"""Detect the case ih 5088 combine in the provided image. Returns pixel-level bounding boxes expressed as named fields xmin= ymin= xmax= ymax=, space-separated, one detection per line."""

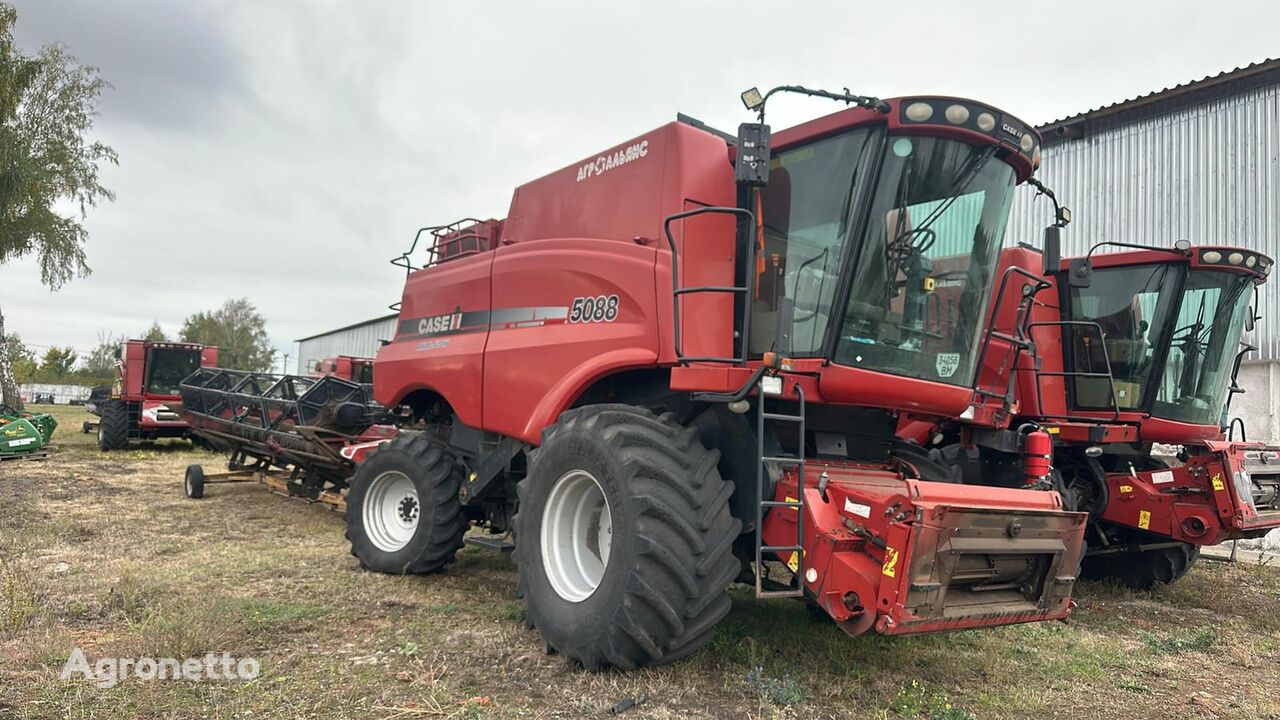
xmin=92 ymin=339 xmax=218 ymax=450
xmin=899 ymin=240 xmax=1279 ymax=588
xmin=184 ymin=87 xmax=1094 ymax=669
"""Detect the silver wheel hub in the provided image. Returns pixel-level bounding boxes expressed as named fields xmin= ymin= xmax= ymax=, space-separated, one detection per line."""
xmin=363 ymin=470 xmax=420 ymax=553
xmin=540 ymin=469 xmax=613 ymax=602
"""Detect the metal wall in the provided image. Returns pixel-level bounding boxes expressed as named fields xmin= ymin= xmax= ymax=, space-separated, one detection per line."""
xmin=1007 ymin=81 xmax=1280 ymax=357
xmin=295 ymin=315 xmax=399 ymax=374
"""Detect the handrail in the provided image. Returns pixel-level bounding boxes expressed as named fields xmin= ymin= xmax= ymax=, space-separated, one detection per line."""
xmin=663 ymin=206 xmax=757 ymax=365
xmin=968 ymin=265 xmax=1052 ymax=414
xmin=1027 ymin=320 xmax=1124 ymax=422
xmin=390 ymin=218 xmax=486 ymax=277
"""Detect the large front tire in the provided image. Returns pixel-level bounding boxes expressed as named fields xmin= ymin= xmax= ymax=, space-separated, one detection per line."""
xmin=345 ymin=434 xmax=467 ymax=574
xmin=97 ymin=401 xmax=129 ymax=451
xmin=514 ymin=405 xmax=741 ymax=670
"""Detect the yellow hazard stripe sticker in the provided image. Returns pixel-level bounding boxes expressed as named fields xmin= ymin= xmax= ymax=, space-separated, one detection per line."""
xmin=882 ymin=547 xmax=900 ymax=578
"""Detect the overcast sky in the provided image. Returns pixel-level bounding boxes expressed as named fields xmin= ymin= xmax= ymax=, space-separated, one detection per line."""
xmin=2 ymin=0 xmax=1277 ymax=370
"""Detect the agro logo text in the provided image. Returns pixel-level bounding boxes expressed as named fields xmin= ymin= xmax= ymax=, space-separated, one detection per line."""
xmin=576 ymin=140 xmax=648 ymax=182
xmin=417 ymin=311 xmax=462 ymax=337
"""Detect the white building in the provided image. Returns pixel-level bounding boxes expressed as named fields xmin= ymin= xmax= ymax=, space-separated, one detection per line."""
xmin=294 ymin=314 xmax=398 ymax=375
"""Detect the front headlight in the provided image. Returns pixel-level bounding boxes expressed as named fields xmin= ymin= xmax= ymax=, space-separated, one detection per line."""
xmin=1234 ymin=470 xmax=1258 ymax=512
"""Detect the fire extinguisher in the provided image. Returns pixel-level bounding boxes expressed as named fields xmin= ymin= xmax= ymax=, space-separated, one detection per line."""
xmin=1020 ymin=424 xmax=1053 ymax=490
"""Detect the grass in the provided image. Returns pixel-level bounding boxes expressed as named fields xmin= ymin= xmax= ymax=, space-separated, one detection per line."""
xmin=2 ymin=404 xmax=1279 ymax=718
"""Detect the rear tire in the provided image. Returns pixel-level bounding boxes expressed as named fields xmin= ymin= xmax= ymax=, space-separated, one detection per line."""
xmin=1081 ymin=542 xmax=1200 ymax=590
xmin=514 ymin=405 xmax=741 ymax=670
xmin=97 ymin=402 xmax=129 ymax=451
xmin=184 ymin=464 xmax=205 ymax=499
xmin=345 ymin=433 xmax=467 ymax=574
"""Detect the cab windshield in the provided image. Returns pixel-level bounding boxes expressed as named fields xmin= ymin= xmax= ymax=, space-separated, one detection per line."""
xmin=1154 ymin=270 xmax=1253 ymax=424
xmin=833 ymin=136 xmax=1016 ymax=385
xmin=1066 ymin=265 xmax=1253 ymax=425
xmin=146 ymin=349 xmax=202 ymax=395
xmin=751 ymin=132 xmax=1017 ymax=387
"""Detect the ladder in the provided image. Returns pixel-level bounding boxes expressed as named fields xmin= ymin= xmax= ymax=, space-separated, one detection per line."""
xmin=755 ymin=380 xmax=806 ymax=598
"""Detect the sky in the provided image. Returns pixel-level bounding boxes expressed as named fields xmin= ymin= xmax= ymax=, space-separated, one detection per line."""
xmin=2 ymin=0 xmax=1278 ymax=371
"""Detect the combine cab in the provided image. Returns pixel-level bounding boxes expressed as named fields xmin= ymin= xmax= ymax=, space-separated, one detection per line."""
xmin=92 ymin=340 xmax=218 ymax=450
xmin=900 ymin=239 xmax=1279 ymax=588
xmin=0 ymin=404 xmax=56 ymax=460
xmin=309 ymin=356 xmax=374 ymax=383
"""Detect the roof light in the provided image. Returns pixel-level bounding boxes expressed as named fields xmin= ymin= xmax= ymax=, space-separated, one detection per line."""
xmin=1019 ymin=134 xmax=1035 ymax=152
xmin=1202 ymin=250 xmax=1222 ymax=263
xmin=944 ymin=104 xmax=970 ymax=124
xmin=1174 ymin=239 xmax=1192 ymax=252
xmin=741 ymin=87 xmax=764 ymax=111
xmin=1246 ymin=255 xmax=1257 ymax=268
xmin=976 ymin=112 xmax=996 ymax=131
xmin=1228 ymin=252 xmax=1245 ymax=265
xmin=905 ymin=102 xmax=934 ymax=122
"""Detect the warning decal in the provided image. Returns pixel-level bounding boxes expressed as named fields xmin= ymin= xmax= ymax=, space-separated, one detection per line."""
xmin=882 ymin=547 xmax=900 ymax=578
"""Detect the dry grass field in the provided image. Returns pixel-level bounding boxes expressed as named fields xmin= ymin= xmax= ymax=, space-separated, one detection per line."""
xmin=1 ymin=404 xmax=1278 ymax=719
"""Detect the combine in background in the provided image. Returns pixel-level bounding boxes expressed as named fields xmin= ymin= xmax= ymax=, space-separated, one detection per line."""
xmin=899 ymin=234 xmax=1280 ymax=588
xmin=310 ymin=355 xmax=374 ymax=383
xmin=91 ymin=340 xmax=218 ymax=450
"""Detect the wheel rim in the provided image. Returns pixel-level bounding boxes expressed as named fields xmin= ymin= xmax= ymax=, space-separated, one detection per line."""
xmin=97 ymin=423 xmax=104 ymax=445
xmin=362 ymin=470 xmax=420 ymax=553
xmin=540 ymin=469 xmax=612 ymax=602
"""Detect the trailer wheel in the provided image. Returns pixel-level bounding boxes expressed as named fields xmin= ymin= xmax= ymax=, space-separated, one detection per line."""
xmin=97 ymin=402 xmax=129 ymax=451
xmin=184 ymin=465 xmax=205 ymax=499
xmin=345 ymin=434 xmax=467 ymax=574
xmin=514 ymin=405 xmax=741 ymax=670
xmin=1081 ymin=542 xmax=1200 ymax=590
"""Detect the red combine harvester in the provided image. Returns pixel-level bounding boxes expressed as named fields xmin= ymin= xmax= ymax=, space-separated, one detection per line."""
xmin=341 ymin=86 xmax=1089 ymax=669
xmin=900 ymin=238 xmax=1280 ymax=588
xmin=310 ymin=355 xmax=374 ymax=383
xmin=91 ymin=340 xmax=218 ymax=450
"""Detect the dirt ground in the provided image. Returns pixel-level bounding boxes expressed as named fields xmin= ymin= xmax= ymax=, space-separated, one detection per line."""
xmin=1 ymin=405 xmax=1278 ymax=719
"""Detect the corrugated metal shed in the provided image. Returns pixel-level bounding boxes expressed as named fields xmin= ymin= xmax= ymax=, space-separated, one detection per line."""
xmin=1007 ymin=59 xmax=1280 ymax=358
xmin=295 ymin=314 xmax=398 ymax=374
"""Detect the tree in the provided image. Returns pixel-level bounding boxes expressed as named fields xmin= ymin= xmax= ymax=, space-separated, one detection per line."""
xmin=1 ymin=321 xmax=34 ymax=386
xmin=180 ymin=298 xmax=275 ymax=372
xmin=0 ymin=4 xmax=115 ymax=408
xmin=82 ymin=330 xmax=120 ymax=376
xmin=141 ymin=321 xmax=167 ymax=342
xmin=38 ymin=346 xmax=76 ymax=376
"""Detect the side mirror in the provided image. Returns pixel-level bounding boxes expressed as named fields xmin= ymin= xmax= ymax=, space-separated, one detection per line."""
xmin=735 ymin=122 xmax=771 ymax=187
xmin=114 ymin=346 xmax=122 ymax=360
xmin=1068 ymin=257 xmax=1093 ymax=288
xmin=1042 ymin=225 xmax=1062 ymax=276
